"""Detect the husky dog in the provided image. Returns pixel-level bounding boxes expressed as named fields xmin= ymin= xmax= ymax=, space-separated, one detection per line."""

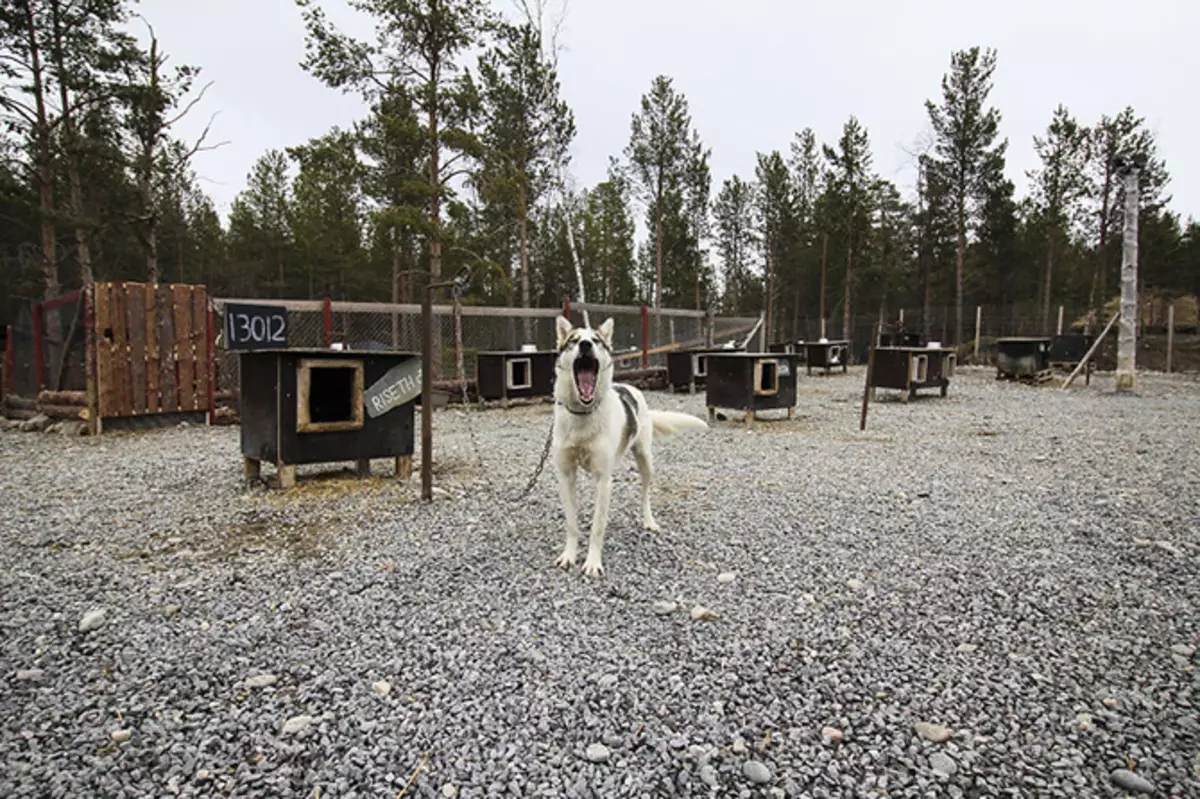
xmin=552 ymin=316 xmax=708 ymax=577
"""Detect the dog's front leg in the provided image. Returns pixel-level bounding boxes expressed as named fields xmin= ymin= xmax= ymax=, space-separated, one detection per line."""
xmin=555 ymin=464 xmax=580 ymax=569
xmin=582 ymin=472 xmax=613 ymax=578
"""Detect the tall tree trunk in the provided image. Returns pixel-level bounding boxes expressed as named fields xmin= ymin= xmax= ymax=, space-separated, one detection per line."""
xmin=519 ymin=179 xmax=532 ymax=342
xmin=842 ymin=236 xmax=853 ymax=342
xmin=955 ymin=195 xmax=966 ymax=346
xmin=1087 ymin=168 xmax=1112 ymax=333
xmin=791 ymin=281 xmax=801 ymax=342
xmin=1041 ymin=234 xmax=1055 ymax=335
xmin=50 ymin=2 xmax=92 ymax=286
xmin=391 ymin=240 xmax=401 ymax=349
xmin=24 ymin=1 xmax=58 ymax=299
xmin=764 ymin=251 xmax=774 ymax=342
xmin=922 ymin=245 xmax=933 ymax=343
xmin=427 ymin=63 xmax=442 ymax=379
xmin=818 ymin=231 xmax=828 ymax=338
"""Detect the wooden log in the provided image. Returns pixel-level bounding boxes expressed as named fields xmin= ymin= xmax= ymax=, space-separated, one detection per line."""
xmin=6 ymin=395 xmax=38 ymax=411
xmin=3 ymin=407 xmax=38 ymax=421
xmin=38 ymin=389 xmax=86 ymax=406
xmin=38 ymin=403 xmax=85 ymax=420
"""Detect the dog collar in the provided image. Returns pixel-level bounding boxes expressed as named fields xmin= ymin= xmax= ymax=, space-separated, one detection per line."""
xmin=556 ymin=398 xmax=598 ymax=415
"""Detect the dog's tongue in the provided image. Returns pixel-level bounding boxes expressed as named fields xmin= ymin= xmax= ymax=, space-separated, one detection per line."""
xmin=577 ymin=368 xmax=596 ymax=402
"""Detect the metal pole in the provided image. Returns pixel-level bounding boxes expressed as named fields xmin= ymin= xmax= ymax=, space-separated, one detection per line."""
xmin=860 ymin=321 xmax=879 ymax=431
xmin=1056 ymin=306 xmax=1064 ymax=336
xmin=1116 ymin=163 xmax=1140 ymax=392
xmin=421 ymin=270 xmax=470 ymax=502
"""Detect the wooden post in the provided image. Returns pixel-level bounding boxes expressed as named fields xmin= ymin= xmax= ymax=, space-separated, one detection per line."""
xmin=84 ymin=287 xmax=99 ymax=435
xmin=898 ymin=309 xmax=904 ymax=325
xmin=206 ymin=301 xmax=217 ymax=425
xmin=322 ymin=296 xmax=333 ymax=348
xmin=3 ymin=324 xmax=13 ymax=398
xmin=1056 ymin=305 xmax=1064 ymax=336
xmin=1062 ymin=311 xmax=1120 ymax=390
xmin=1166 ymin=304 xmax=1175 ymax=373
xmin=640 ymin=305 xmax=649 ymax=369
xmin=32 ymin=302 xmax=45 ymax=392
xmin=395 ymin=455 xmax=412 ymax=480
xmin=860 ymin=321 xmax=879 ymax=432
xmin=1116 ymin=163 xmax=1140 ymax=392
xmin=705 ymin=307 xmax=715 ymax=347
xmin=973 ymin=306 xmax=982 ymax=362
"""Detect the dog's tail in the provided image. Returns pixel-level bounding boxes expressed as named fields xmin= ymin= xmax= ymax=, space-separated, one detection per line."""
xmin=649 ymin=410 xmax=709 ymax=439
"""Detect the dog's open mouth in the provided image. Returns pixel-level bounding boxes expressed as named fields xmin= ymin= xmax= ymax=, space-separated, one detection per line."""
xmin=573 ymin=354 xmax=599 ymax=404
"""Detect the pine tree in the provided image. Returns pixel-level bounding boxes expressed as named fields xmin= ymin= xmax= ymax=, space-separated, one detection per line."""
xmin=823 ymin=116 xmax=874 ymax=342
xmin=712 ymin=175 xmax=758 ymax=315
xmin=625 ymin=75 xmax=708 ymax=314
xmin=228 ymin=151 xmax=291 ymax=297
xmin=299 ymin=0 xmax=491 ymax=374
xmin=477 ymin=21 xmax=573 ymax=333
xmin=925 ymin=47 xmax=1007 ymax=345
xmin=288 ymin=131 xmax=365 ymax=299
xmin=754 ymin=151 xmax=795 ymax=341
xmin=1028 ymin=105 xmax=1090 ymax=333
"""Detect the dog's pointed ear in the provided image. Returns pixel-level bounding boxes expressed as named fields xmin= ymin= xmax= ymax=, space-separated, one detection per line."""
xmin=597 ymin=317 xmax=614 ymax=348
xmin=556 ymin=314 xmax=574 ymax=349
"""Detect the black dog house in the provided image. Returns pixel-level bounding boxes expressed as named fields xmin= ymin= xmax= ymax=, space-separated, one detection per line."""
xmin=704 ymin=352 xmax=800 ymax=426
xmin=238 ymin=348 xmax=417 ymax=488
xmin=476 ymin=350 xmax=557 ymax=405
xmin=995 ymin=337 xmax=1051 ymax=380
xmin=667 ymin=346 xmax=743 ymax=393
xmin=1048 ymin=334 xmax=1096 ymax=384
xmin=879 ymin=331 xmax=923 ymax=348
xmin=805 ymin=339 xmax=850 ymax=375
xmin=768 ymin=341 xmax=808 ymax=362
xmin=870 ymin=346 xmax=956 ymax=401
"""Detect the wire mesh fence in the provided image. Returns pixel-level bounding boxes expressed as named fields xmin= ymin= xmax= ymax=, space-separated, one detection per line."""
xmin=4 ymin=292 xmax=88 ymax=398
xmin=211 ymin=298 xmax=763 ymax=397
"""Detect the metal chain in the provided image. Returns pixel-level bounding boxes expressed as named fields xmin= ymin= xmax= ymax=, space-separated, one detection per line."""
xmin=450 ymin=283 xmax=554 ymax=504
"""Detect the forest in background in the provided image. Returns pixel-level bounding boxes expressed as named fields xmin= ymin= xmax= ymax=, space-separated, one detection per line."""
xmin=2 ymin=0 xmax=1198 ymax=346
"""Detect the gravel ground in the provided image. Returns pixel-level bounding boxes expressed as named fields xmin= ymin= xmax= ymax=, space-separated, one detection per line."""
xmin=1 ymin=366 xmax=1197 ymax=798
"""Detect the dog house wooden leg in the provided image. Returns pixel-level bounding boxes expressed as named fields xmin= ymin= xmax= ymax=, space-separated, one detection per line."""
xmin=745 ymin=410 xmax=755 ymax=429
xmin=355 ymin=459 xmax=371 ymax=477
xmin=395 ymin=455 xmax=412 ymax=480
xmin=707 ymin=406 xmax=716 ymax=423
xmin=276 ymin=464 xmax=296 ymax=489
xmin=243 ymin=457 xmax=261 ymax=481
xmin=787 ymin=406 xmax=794 ymax=420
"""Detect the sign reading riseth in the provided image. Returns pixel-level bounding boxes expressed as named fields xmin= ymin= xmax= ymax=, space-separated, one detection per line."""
xmin=365 ymin=360 xmax=421 ymax=418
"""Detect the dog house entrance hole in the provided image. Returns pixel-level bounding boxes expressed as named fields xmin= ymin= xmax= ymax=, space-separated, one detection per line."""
xmin=754 ymin=359 xmax=780 ymax=395
xmin=297 ymin=359 xmax=365 ymax=433
xmin=692 ymin=353 xmax=708 ymax=378
xmin=506 ymin=357 xmax=533 ymax=390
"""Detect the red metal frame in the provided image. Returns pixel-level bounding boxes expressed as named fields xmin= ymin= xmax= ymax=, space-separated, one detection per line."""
xmin=322 ymin=296 xmax=333 ymax=347
xmin=641 ymin=305 xmax=650 ymax=369
xmin=562 ymin=299 xmax=571 ymax=322
xmin=40 ymin=289 xmax=81 ymax=313
xmin=32 ymin=302 xmax=45 ymax=392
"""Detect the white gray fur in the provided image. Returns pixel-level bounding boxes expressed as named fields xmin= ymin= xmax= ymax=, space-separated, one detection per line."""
xmin=552 ymin=315 xmax=708 ymax=577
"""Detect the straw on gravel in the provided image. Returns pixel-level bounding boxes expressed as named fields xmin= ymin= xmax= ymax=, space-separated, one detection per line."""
xmin=1 ymin=367 xmax=1197 ymax=797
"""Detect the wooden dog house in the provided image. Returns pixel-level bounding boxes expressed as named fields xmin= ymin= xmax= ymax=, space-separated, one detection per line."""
xmin=476 ymin=350 xmax=557 ymax=405
xmin=869 ymin=346 xmax=956 ymax=401
xmin=238 ymin=348 xmax=416 ymax=488
xmin=704 ymin=352 xmax=800 ymax=426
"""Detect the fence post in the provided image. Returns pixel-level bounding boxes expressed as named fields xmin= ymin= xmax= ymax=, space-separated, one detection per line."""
xmin=705 ymin=307 xmax=715 ymax=346
xmin=1056 ymin=305 xmax=1064 ymax=336
xmin=322 ymin=297 xmax=333 ymax=348
xmin=32 ymin=301 xmax=45 ymax=393
xmin=1166 ymin=304 xmax=1175 ymax=374
xmin=640 ymin=305 xmax=649 ymax=369
xmin=207 ymin=301 xmax=217 ymax=425
xmin=4 ymin=324 xmax=13 ymax=399
xmin=84 ymin=286 xmax=99 ymax=435
xmin=898 ymin=308 xmax=904 ymax=325
xmin=973 ymin=306 xmax=982 ymax=363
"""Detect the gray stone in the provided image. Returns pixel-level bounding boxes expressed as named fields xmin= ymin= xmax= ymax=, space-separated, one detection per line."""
xmin=915 ymin=722 xmax=953 ymax=743
xmin=743 ymin=761 xmax=772 ymax=784
xmin=846 ymin=578 xmax=864 ymax=591
xmin=78 ymin=608 xmax=107 ymax=633
xmin=281 ymin=715 xmax=314 ymax=736
xmin=15 ymin=668 xmax=44 ymax=681
xmin=651 ymin=600 xmax=677 ymax=615
xmin=110 ymin=729 xmax=132 ymax=743
xmin=690 ymin=605 xmax=719 ymax=622
xmin=244 ymin=674 xmax=277 ymax=689
xmin=717 ymin=571 xmax=736 ymax=584
xmin=929 ymin=752 xmax=957 ymax=776
xmin=1110 ymin=769 xmax=1156 ymax=794
xmin=1169 ymin=643 xmax=1195 ymax=658
xmin=699 ymin=764 xmax=718 ymax=788
xmin=20 ymin=414 xmax=52 ymax=432
xmin=585 ymin=743 xmax=609 ymax=763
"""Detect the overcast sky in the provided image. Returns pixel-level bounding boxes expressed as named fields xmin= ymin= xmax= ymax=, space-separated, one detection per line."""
xmin=138 ymin=0 xmax=1197 ymax=227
